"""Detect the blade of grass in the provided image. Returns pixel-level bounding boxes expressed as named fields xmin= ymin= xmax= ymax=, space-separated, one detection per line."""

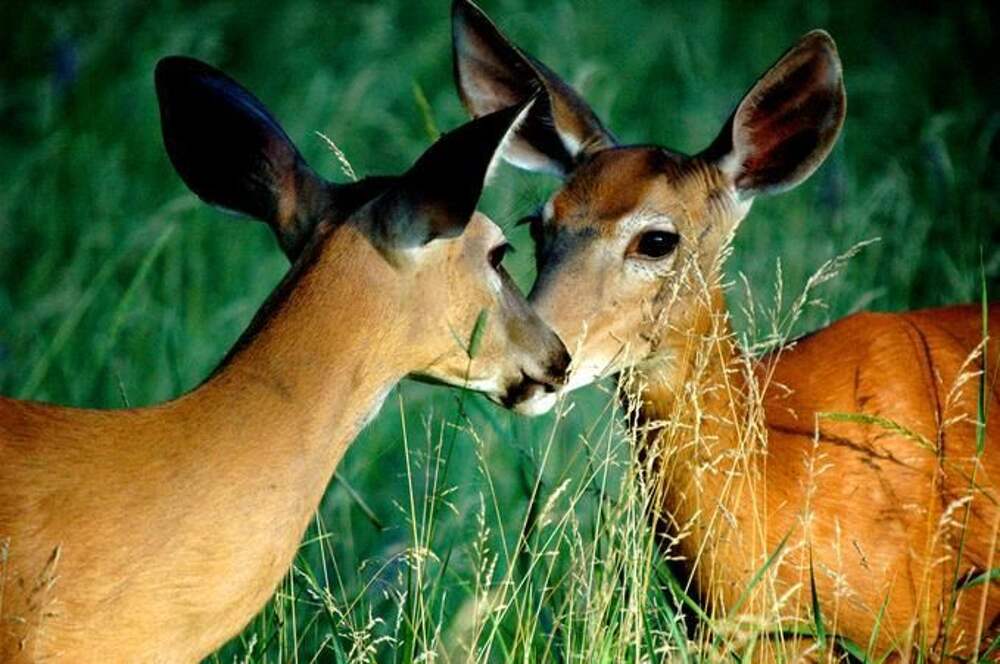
xmin=864 ymin=592 xmax=891 ymax=663
xmin=412 ymin=81 xmax=440 ymax=141
xmin=809 ymin=548 xmax=828 ymax=657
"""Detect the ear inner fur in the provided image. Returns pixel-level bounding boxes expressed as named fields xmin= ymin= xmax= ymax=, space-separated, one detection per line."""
xmin=700 ymin=30 xmax=846 ymax=197
xmin=156 ymin=57 xmax=400 ymax=259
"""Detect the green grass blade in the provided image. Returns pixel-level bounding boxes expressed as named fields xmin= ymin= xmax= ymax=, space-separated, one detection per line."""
xmin=864 ymin=592 xmax=891 ymax=663
xmin=809 ymin=548 xmax=828 ymax=654
xmin=955 ymin=567 xmax=999 ymax=590
xmin=467 ymin=309 xmax=489 ymax=359
xmin=727 ymin=528 xmax=792 ymax=616
xmin=412 ymin=81 xmax=440 ymax=142
xmin=977 ymin=247 xmax=989 ymax=457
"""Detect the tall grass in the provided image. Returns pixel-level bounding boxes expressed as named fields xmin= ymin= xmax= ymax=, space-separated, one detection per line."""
xmin=1 ymin=0 xmax=997 ymax=661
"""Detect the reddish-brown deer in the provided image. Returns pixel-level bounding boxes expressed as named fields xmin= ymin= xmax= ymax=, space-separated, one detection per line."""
xmin=0 ymin=57 xmax=568 ymax=662
xmin=452 ymin=0 xmax=999 ymax=658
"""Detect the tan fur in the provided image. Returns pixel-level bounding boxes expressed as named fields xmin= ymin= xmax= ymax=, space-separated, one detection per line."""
xmin=0 ymin=203 xmax=565 ymax=660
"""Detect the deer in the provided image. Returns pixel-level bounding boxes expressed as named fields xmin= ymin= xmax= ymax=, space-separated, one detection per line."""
xmin=0 ymin=56 xmax=570 ymax=663
xmin=451 ymin=0 xmax=1000 ymax=659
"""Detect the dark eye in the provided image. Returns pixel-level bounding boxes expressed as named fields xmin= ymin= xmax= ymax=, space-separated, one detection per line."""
xmin=489 ymin=242 xmax=513 ymax=269
xmin=632 ymin=230 xmax=680 ymax=259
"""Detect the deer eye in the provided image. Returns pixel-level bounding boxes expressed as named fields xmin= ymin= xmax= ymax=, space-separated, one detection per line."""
xmin=488 ymin=242 xmax=512 ymax=270
xmin=631 ymin=230 xmax=680 ymax=259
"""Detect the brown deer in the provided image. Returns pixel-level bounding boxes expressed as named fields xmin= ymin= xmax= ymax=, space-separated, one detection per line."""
xmin=0 ymin=56 xmax=568 ymax=662
xmin=452 ymin=0 xmax=1000 ymax=659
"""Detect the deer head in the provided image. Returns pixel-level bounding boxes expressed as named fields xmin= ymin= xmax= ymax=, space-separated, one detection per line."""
xmin=452 ymin=0 xmax=845 ymax=410
xmin=156 ymin=56 xmax=570 ymax=413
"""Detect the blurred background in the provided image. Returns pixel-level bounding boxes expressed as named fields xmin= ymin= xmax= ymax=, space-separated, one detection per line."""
xmin=1 ymin=0 xmax=997 ymax=660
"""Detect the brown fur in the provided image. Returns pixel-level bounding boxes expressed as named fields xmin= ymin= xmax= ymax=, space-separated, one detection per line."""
xmin=636 ymin=297 xmax=1000 ymax=658
xmin=451 ymin=3 xmax=999 ymax=657
xmin=536 ymin=148 xmax=1000 ymax=659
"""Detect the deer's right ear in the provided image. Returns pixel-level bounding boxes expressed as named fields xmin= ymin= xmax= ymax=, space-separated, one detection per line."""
xmin=155 ymin=56 xmax=329 ymax=258
xmin=452 ymin=0 xmax=615 ymax=177
xmin=372 ymin=100 xmax=533 ymax=251
xmin=701 ymin=31 xmax=846 ymax=200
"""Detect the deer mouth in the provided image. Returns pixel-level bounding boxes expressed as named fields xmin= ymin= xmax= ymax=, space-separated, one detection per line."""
xmin=499 ymin=370 xmax=561 ymax=416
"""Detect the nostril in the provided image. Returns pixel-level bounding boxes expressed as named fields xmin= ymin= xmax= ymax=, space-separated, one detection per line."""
xmin=550 ymin=348 xmax=572 ymax=384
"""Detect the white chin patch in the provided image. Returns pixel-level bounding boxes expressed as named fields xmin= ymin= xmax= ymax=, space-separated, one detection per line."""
xmin=512 ymin=391 xmax=558 ymax=417
xmin=564 ymin=362 xmax=606 ymax=393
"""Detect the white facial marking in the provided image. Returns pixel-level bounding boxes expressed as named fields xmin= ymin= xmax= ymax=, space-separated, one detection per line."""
xmin=565 ymin=358 xmax=609 ymax=392
xmin=732 ymin=194 xmax=753 ymax=224
xmin=542 ymin=198 xmax=555 ymax=223
xmin=513 ymin=390 xmax=558 ymax=416
xmin=487 ymin=270 xmax=503 ymax=295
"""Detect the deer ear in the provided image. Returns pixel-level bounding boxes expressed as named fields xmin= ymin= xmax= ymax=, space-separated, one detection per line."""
xmin=372 ymin=100 xmax=533 ymax=249
xmin=155 ymin=56 xmax=330 ymax=258
xmin=702 ymin=30 xmax=846 ymax=199
xmin=452 ymin=0 xmax=615 ymax=177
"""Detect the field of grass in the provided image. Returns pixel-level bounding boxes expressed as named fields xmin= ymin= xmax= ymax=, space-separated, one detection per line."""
xmin=1 ymin=0 xmax=997 ymax=661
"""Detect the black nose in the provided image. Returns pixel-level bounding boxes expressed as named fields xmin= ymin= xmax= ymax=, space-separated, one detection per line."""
xmin=548 ymin=347 xmax=571 ymax=386
xmin=501 ymin=371 xmax=555 ymax=409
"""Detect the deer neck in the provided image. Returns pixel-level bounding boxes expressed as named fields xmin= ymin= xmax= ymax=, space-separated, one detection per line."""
xmin=159 ymin=223 xmax=405 ymax=644
xmin=630 ymin=286 xmax=743 ymax=443
xmin=197 ymin=223 xmax=403 ymax=460
xmin=624 ymin=285 xmax=761 ymax=593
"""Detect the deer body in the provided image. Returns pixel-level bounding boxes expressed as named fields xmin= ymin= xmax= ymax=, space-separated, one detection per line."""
xmin=1 ymin=56 xmax=568 ymax=662
xmin=0 ymin=225 xmax=405 ymax=661
xmin=637 ymin=298 xmax=1000 ymax=653
xmin=451 ymin=1 xmax=999 ymax=656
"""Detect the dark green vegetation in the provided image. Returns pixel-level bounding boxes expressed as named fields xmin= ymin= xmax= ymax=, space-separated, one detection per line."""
xmin=1 ymin=0 xmax=996 ymax=661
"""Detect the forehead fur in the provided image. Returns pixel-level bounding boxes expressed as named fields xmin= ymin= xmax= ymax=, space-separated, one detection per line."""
xmin=549 ymin=147 xmax=730 ymax=233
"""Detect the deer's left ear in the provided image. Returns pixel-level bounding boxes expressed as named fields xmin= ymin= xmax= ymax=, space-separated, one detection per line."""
xmin=155 ymin=56 xmax=333 ymax=258
xmin=702 ymin=30 xmax=846 ymax=199
xmin=452 ymin=0 xmax=615 ymax=177
xmin=371 ymin=100 xmax=533 ymax=250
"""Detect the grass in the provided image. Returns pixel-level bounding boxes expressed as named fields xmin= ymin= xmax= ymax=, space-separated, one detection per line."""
xmin=1 ymin=0 xmax=997 ymax=661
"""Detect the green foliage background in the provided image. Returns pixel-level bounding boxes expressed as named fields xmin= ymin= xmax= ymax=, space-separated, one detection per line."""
xmin=0 ymin=0 xmax=996 ymax=660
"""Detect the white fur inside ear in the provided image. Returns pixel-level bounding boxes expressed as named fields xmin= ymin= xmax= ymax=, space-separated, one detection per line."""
xmin=485 ymin=99 xmax=537 ymax=183
xmin=557 ymin=126 xmax=583 ymax=159
xmin=502 ymin=147 xmax=567 ymax=177
xmin=718 ymin=144 xmax=766 ymax=205
xmin=716 ymin=146 xmax=742 ymax=185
